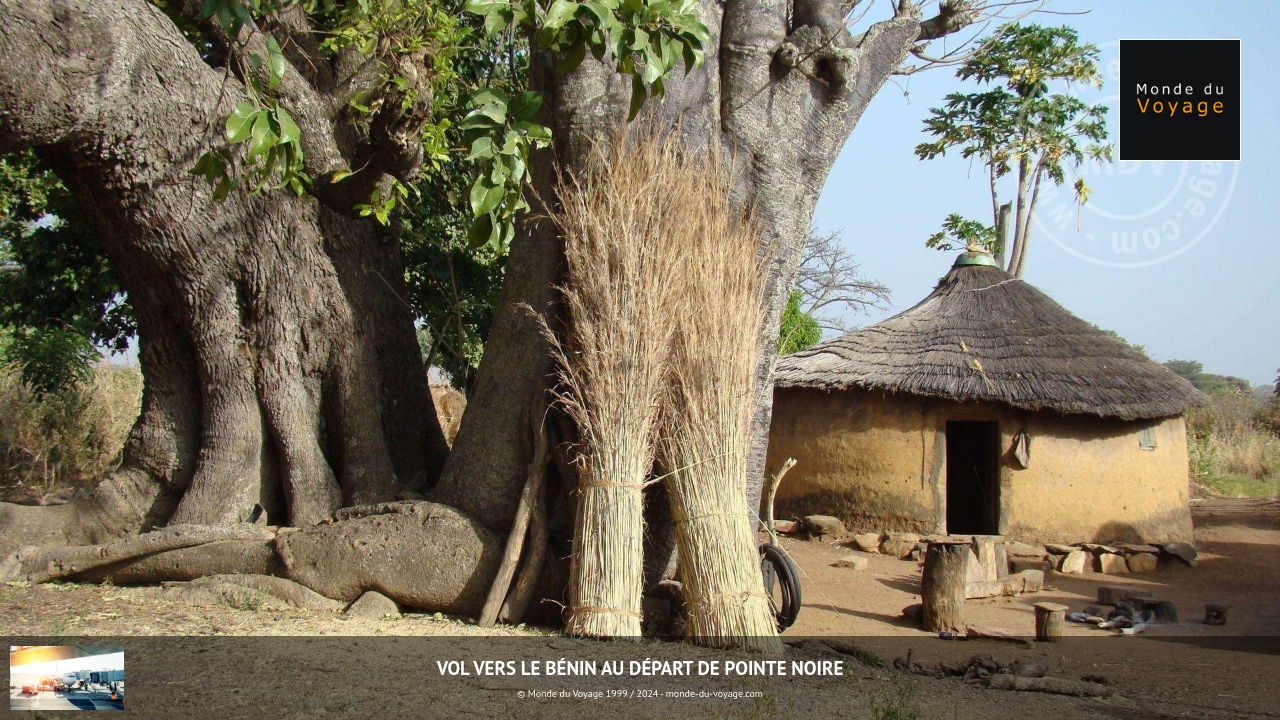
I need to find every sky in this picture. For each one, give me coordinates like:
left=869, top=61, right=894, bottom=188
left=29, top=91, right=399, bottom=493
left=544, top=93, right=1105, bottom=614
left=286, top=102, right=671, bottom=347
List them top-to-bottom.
left=817, top=0, right=1279, bottom=386
left=10, top=651, right=125, bottom=679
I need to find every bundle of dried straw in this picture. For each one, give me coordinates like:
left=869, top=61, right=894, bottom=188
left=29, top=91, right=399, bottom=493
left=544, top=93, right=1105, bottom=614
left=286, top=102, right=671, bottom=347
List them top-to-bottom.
left=549, top=129, right=779, bottom=650
left=550, top=134, right=684, bottom=638
left=656, top=151, right=782, bottom=653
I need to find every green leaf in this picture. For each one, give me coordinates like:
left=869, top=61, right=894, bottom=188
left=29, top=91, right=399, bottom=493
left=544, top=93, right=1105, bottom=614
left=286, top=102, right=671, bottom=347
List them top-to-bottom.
left=544, top=0, right=577, bottom=29
left=265, top=36, right=286, bottom=90
left=558, top=40, right=588, bottom=73
left=627, top=75, right=646, bottom=121
left=509, top=91, right=543, bottom=120
left=225, top=101, right=258, bottom=143
left=276, top=107, right=300, bottom=145
left=248, top=113, right=278, bottom=158
left=467, top=136, right=496, bottom=160
left=329, top=168, right=355, bottom=184
left=469, top=177, right=503, bottom=216
left=467, top=213, right=494, bottom=248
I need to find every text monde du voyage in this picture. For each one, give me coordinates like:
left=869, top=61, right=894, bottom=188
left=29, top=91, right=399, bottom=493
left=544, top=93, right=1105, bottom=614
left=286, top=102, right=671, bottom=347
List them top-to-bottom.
left=1134, top=82, right=1228, bottom=118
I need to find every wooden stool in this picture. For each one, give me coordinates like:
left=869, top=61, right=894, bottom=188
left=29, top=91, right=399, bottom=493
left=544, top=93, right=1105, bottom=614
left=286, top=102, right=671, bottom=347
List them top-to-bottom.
left=922, top=541, right=969, bottom=633
left=1033, top=601, right=1068, bottom=641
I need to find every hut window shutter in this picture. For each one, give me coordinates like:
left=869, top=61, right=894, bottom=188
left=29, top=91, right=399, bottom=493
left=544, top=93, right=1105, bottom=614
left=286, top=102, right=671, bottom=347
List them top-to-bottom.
left=1138, top=426, right=1157, bottom=451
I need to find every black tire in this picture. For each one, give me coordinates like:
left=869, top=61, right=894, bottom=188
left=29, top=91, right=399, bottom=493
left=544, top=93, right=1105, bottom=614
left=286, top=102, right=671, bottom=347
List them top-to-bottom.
left=760, top=542, right=802, bottom=631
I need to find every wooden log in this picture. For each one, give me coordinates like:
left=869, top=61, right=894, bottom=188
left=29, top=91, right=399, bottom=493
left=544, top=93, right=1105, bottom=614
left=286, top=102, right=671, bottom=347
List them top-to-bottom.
left=478, top=391, right=548, bottom=628
left=498, top=418, right=552, bottom=625
left=921, top=541, right=969, bottom=633
left=1034, top=601, right=1067, bottom=642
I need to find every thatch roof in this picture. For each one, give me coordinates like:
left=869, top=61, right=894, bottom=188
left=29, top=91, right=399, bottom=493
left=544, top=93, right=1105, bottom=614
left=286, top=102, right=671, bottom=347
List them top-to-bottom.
left=775, top=257, right=1201, bottom=420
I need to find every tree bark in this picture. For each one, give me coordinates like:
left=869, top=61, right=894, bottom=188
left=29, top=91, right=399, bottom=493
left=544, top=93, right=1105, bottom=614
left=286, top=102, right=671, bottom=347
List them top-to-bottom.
left=0, top=0, right=449, bottom=556
left=442, top=0, right=947, bottom=536
left=922, top=541, right=969, bottom=633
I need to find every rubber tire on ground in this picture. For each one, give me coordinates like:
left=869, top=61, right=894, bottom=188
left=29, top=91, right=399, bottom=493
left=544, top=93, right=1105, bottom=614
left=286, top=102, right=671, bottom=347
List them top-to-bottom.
left=760, top=542, right=802, bottom=631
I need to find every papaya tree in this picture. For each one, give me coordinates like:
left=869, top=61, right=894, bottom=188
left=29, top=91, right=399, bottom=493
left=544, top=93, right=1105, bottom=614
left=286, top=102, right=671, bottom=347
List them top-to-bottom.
left=916, top=23, right=1112, bottom=276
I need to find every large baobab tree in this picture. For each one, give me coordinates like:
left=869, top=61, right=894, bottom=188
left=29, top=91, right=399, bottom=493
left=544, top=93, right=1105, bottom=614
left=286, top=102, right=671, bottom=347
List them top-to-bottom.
left=0, top=0, right=1022, bottom=613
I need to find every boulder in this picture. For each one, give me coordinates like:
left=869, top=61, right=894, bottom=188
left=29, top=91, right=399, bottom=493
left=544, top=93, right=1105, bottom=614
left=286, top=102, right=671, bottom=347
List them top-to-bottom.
left=803, top=515, right=846, bottom=540
left=773, top=519, right=801, bottom=535
left=851, top=532, right=882, bottom=553
left=880, top=539, right=916, bottom=559
left=1160, top=542, right=1198, bottom=566
left=1044, top=543, right=1076, bottom=555
left=1057, top=550, right=1088, bottom=575
left=1126, top=552, right=1159, bottom=574
left=1096, top=553, right=1129, bottom=575
left=836, top=554, right=869, bottom=571
left=1018, top=569, right=1045, bottom=593
left=344, top=590, right=401, bottom=620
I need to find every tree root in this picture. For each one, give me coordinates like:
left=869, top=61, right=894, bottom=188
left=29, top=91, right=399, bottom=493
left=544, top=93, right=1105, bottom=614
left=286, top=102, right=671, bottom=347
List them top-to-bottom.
left=0, top=501, right=524, bottom=618
left=0, top=524, right=275, bottom=584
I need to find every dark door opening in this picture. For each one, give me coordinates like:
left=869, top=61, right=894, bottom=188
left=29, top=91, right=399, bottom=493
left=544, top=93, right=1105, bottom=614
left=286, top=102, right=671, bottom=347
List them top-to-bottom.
left=945, top=420, right=1000, bottom=535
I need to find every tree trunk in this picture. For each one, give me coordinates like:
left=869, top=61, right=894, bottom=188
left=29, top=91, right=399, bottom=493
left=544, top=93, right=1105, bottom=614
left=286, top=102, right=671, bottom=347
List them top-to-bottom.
left=0, top=0, right=449, bottom=557
left=441, top=0, right=936, bottom=535
left=922, top=541, right=969, bottom=633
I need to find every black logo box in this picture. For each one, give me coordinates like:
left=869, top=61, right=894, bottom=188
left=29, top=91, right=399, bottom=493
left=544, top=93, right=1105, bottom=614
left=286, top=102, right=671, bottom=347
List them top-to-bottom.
left=1119, top=39, right=1240, bottom=161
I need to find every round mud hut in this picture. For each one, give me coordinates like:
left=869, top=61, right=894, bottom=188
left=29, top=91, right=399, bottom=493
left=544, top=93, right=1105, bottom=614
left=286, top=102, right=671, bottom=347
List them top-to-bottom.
left=767, top=251, right=1201, bottom=544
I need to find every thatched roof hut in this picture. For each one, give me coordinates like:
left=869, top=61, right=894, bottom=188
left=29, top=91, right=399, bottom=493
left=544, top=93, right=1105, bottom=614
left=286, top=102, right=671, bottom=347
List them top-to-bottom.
left=767, top=252, right=1199, bottom=545
left=776, top=253, right=1200, bottom=420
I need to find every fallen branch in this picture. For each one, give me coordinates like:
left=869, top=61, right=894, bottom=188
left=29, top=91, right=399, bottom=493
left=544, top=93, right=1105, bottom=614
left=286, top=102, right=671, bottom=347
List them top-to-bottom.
left=480, top=389, right=549, bottom=628
left=499, top=411, right=553, bottom=624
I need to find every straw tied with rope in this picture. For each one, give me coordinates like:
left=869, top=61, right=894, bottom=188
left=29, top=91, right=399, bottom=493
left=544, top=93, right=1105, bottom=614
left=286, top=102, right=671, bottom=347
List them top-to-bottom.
left=521, top=130, right=787, bottom=652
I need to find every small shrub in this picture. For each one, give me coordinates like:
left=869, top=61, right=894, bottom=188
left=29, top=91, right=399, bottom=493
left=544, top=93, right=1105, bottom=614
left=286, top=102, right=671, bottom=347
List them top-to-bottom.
left=1186, top=390, right=1280, bottom=498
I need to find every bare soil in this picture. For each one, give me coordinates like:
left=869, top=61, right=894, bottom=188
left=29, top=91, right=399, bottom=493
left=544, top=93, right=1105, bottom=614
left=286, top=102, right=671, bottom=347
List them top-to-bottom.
left=2, top=497, right=1276, bottom=720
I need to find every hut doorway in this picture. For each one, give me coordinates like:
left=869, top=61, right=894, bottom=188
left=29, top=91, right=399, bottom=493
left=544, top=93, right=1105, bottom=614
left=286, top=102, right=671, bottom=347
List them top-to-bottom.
left=945, top=421, right=1000, bottom=535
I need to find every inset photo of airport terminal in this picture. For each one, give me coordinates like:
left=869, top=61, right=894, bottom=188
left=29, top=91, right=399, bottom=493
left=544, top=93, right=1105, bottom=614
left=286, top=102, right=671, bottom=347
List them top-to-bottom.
left=10, top=645, right=124, bottom=711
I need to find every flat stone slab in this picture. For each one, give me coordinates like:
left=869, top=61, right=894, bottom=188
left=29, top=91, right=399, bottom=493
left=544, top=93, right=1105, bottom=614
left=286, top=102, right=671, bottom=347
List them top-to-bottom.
left=835, top=554, right=869, bottom=571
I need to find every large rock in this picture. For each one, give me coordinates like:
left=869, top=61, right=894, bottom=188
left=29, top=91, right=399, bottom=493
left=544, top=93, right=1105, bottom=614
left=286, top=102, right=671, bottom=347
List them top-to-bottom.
left=803, top=515, right=846, bottom=540
left=852, top=532, right=882, bottom=553
left=880, top=538, right=916, bottom=559
left=1160, top=542, right=1198, bottom=566
left=1044, top=543, right=1076, bottom=555
left=1057, top=550, right=1088, bottom=575
left=1126, top=552, right=1158, bottom=574
left=1096, top=553, right=1129, bottom=575
left=836, top=554, right=869, bottom=571
left=345, top=590, right=401, bottom=620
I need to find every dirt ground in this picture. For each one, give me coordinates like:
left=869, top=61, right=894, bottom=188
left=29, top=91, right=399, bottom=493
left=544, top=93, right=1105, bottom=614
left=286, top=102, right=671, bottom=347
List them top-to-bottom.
left=2, top=497, right=1277, bottom=719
